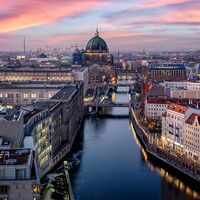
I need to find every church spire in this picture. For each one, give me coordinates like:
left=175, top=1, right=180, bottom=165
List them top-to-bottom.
left=95, top=27, right=99, bottom=36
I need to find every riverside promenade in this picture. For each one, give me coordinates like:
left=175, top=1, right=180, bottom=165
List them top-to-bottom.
left=130, top=108, right=200, bottom=186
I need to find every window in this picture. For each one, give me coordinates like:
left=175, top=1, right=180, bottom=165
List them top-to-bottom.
left=23, top=93, right=29, bottom=99
left=0, top=94, right=2, bottom=98
left=31, top=94, right=37, bottom=98
left=0, top=169, right=4, bottom=179
left=16, top=169, right=26, bottom=179
left=33, top=184, right=40, bottom=194
left=0, top=185, right=8, bottom=194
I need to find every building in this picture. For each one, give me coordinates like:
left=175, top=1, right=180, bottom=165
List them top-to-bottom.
left=85, top=28, right=113, bottom=65
left=72, top=48, right=84, bottom=66
left=149, top=63, right=186, bottom=81
left=73, top=67, right=89, bottom=95
left=0, top=68, right=73, bottom=82
left=0, top=68, right=88, bottom=106
left=160, top=81, right=200, bottom=99
left=162, top=81, right=200, bottom=90
left=0, top=82, right=65, bottom=106
left=24, top=82, right=84, bottom=177
left=145, top=97, right=200, bottom=120
left=145, top=98, right=173, bottom=120
left=162, top=103, right=200, bottom=151
left=0, top=108, right=24, bottom=148
left=184, top=113, right=200, bottom=161
left=0, top=149, right=40, bottom=200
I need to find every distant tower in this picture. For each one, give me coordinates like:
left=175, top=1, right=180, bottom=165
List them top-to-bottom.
left=23, top=37, right=26, bottom=54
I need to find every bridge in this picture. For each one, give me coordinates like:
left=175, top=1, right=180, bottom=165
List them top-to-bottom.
left=108, top=83, right=134, bottom=87
left=84, top=101, right=130, bottom=108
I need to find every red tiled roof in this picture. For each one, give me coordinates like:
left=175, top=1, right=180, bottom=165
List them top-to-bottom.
left=167, top=103, right=189, bottom=114
left=186, top=113, right=200, bottom=125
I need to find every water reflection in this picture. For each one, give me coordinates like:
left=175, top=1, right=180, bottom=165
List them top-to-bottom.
left=130, top=121, right=200, bottom=200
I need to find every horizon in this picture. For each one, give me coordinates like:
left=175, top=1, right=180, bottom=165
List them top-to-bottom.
left=0, top=0, right=200, bottom=51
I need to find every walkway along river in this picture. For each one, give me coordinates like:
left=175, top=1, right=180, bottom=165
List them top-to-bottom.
left=69, top=87, right=200, bottom=200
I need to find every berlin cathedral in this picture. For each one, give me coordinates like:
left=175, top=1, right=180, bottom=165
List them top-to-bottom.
left=73, top=28, right=113, bottom=66
left=85, top=28, right=113, bottom=65
left=72, top=29, right=115, bottom=84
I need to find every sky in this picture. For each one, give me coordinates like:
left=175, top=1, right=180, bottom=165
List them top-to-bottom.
left=0, top=0, right=200, bottom=52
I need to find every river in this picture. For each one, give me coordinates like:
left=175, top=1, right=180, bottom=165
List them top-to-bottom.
left=70, top=86, right=200, bottom=200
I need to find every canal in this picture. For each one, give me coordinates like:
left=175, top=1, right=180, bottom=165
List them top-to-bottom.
left=70, top=86, right=200, bottom=200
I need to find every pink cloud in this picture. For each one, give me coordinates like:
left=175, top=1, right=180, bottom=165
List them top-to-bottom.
left=0, top=0, right=105, bottom=33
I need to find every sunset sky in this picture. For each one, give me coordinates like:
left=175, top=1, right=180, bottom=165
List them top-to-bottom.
left=0, top=0, right=200, bottom=51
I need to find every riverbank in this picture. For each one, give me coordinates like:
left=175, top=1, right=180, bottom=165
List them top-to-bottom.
left=130, top=108, right=200, bottom=187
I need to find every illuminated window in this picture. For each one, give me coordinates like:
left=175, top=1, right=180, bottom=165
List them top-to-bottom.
left=23, top=93, right=29, bottom=99
left=48, top=93, right=52, bottom=98
left=0, top=94, right=2, bottom=98
left=5, top=94, right=8, bottom=98
left=31, top=94, right=37, bottom=98
left=33, top=184, right=40, bottom=194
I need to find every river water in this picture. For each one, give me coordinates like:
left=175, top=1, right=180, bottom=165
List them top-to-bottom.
left=71, top=87, right=200, bottom=200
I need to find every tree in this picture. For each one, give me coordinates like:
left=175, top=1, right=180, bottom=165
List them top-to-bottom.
left=50, top=173, right=69, bottom=200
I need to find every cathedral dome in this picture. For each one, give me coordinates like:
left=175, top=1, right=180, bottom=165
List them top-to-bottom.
left=85, top=29, right=108, bottom=53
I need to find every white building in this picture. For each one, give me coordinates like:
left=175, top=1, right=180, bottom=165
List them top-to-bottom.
left=73, top=67, right=89, bottom=95
left=160, top=81, right=200, bottom=99
left=162, top=81, right=200, bottom=90
left=144, top=98, right=169, bottom=119
left=162, top=103, right=200, bottom=151
left=184, top=113, right=200, bottom=161
left=0, top=149, right=40, bottom=200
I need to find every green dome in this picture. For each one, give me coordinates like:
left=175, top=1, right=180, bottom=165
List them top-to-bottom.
left=86, top=29, right=108, bottom=53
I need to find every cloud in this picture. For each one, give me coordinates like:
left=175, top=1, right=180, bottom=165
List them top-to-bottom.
left=0, top=0, right=106, bottom=33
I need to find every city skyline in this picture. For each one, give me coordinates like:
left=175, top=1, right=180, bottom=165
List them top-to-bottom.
left=0, top=0, right=200, bottom=52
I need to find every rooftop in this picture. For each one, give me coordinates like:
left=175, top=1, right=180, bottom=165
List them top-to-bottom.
left=149, top=63, right=186, bottom=70
left=0, top=82, right=67, bottom=90
left=51, top=83, right=81, bottom=101
left=146, top=85, right=170, bottom=97
left=167, top=103, right=189, bottom=114
left=0, top=107, right=22, bottom=121
left=23, top=109, right=44, bottom=124
left=186, top=113, right=200, bottom=125
left=0, top=149, right=30, bottom=165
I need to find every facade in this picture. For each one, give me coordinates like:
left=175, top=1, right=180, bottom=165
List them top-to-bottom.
left=85, top=29, right=113, bottom=65
left=149, top=63, right=186, bottom=81
left=73, top=67, right=89, bottom=95
left=0, top=68, right=73, bottom=82
left=160, top=81, right=200, bottom=99
left=162, top=81, right=200, bottom=90
left=0, top=82, right=64, bottom=106
left=24, top=82, right=84, bottom=177
left=171, top=90, right=200, bottom=99
left=145, top=97, right=200, bottom=120
left=144, top=98, right=170, bottom=120
left=162, top=103, right=200, bottom=151
left=162, top=103, right=189, bottom=150
left=0, top=108, right=24, bottom=148
left=184, top=113, right=200, bottom=161
left=0, top=149, right=40, bottom=200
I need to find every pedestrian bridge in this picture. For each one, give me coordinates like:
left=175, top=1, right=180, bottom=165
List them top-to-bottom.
left=84, top=102, right=130, bottom=108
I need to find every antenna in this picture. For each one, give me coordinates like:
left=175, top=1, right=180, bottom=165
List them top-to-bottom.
left=23, top=37, right=26, bottom=54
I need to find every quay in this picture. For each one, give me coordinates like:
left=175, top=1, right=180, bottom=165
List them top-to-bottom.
left=130, top=107, right=200, bottom=187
